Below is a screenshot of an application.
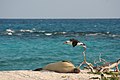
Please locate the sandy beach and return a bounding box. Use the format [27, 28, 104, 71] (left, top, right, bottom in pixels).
[0, 70, 104, 80]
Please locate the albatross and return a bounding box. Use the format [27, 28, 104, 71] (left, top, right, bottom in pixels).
[64, 38, 86, 48]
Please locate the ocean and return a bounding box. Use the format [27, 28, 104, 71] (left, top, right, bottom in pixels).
[0, 19, 120, 71]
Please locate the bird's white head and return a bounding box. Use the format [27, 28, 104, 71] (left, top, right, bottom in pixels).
[64, 40, 73, 45]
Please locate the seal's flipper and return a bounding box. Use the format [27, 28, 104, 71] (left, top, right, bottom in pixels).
[33, 68, 43, 71]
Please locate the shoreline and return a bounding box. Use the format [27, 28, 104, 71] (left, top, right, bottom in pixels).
[0, 70, 105, 80]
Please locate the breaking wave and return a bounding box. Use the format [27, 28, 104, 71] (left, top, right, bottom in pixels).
[0, 29, 120, 38]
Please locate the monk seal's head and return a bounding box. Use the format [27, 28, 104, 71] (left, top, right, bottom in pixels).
[73, 68, 80, 73]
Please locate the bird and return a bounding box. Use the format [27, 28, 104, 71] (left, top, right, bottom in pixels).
[64, 38, 86, 48]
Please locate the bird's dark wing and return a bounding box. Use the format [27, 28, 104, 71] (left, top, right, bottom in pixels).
[72, 41, 77, 47]
[69, 38, 79, 47]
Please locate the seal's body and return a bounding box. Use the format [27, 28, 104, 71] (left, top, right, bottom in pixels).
[43, 61, 75, 73]
[34, 61, 80, 73]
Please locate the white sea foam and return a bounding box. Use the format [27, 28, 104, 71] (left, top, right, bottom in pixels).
[62, 32, 66, 34]
[2, 29, 120, 38]
[20, 29, 33, 33]
[86, 33, 106, 36]
[7, 32, 13, 35]
[54, 32, 57, 34]
[6, 29, 14, 33]
[39, 30, 45, 33]
[45, 33, 52, 36]
[112, 35, 116, 37]
[32, 28, 36, 31]
[86, 33, 98, 36]
[36, 35, 39, 36]
[110, 34, 120, 37]
[106, 32, 110, 34]
[54, 32, 67, 35]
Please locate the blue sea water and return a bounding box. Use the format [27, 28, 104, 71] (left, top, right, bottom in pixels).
[0, 19, 120, 71]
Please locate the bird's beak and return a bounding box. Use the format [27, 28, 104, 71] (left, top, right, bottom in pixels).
[63, 42, 67, 44]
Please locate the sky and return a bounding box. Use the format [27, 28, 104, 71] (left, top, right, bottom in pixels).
[0, 0, 120, 19]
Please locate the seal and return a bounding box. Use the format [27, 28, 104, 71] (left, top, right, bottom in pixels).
[33, 61, 80, 73]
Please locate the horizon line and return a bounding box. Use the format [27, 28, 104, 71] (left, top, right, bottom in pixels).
[0, 17, 120, 20]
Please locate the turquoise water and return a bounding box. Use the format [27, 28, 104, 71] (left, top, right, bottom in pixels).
[0, 19, 120, 70]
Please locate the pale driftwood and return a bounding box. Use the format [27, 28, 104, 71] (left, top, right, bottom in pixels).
[79, 59, 95, 73]
[78, 48, 120, 73]
[99, 59, 120, 72]
[94, 53, 107, 65]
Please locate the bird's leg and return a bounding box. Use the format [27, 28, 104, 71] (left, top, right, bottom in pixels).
[79, 48, 87, 67]
[83, 49, 87, 62]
